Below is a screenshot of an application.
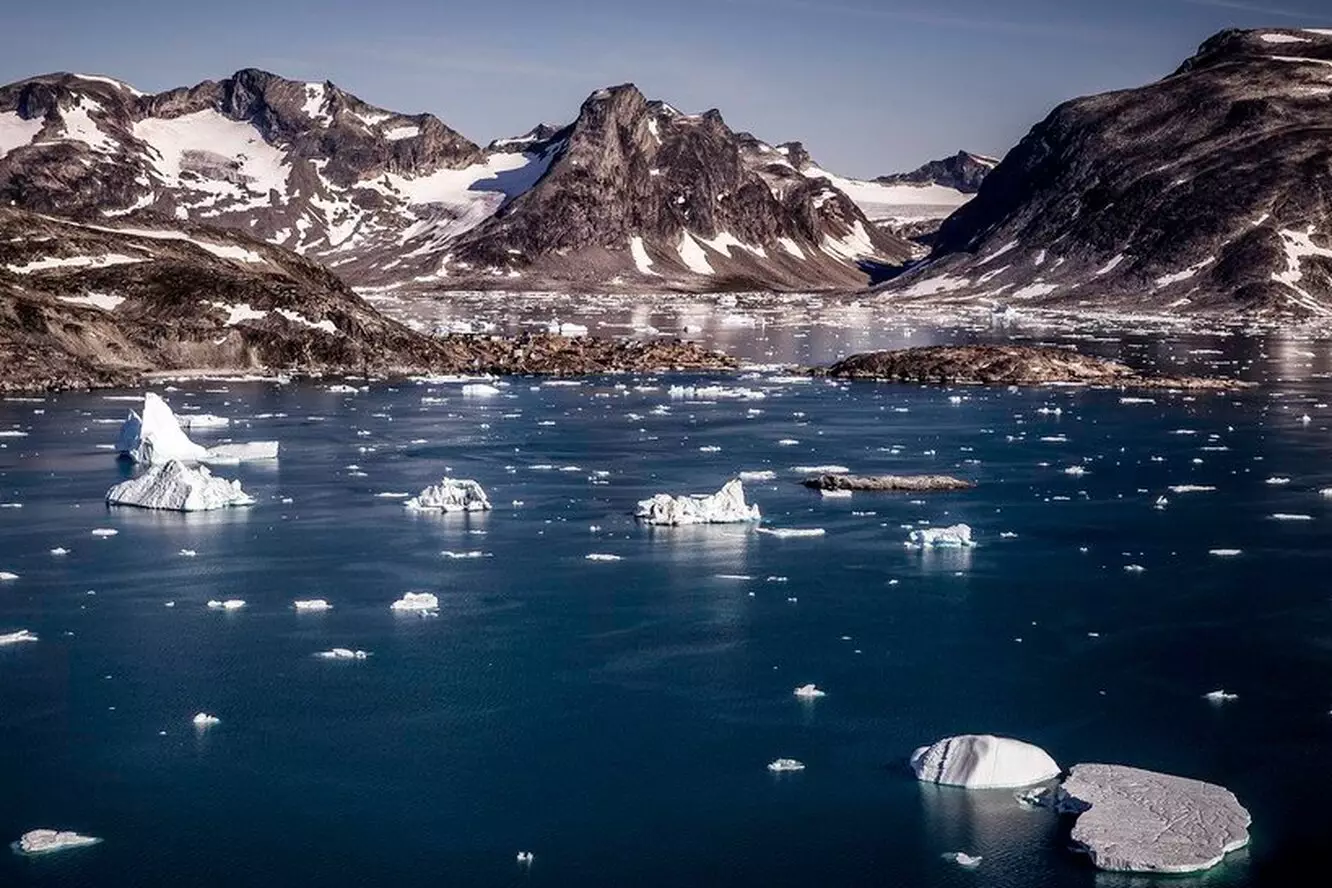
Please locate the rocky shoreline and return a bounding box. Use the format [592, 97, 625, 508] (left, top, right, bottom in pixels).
[820, 345, 1253, 389]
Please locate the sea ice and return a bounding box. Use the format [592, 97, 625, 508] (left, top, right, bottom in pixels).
[585, 553, 622, 561]
[405, 478, 491, 512]
[907, 524, 975, 548]
[1204, 690, 1238, 702]
[105, 460, 254, 511]
[15, 829, 102, 855]
[0, 571, 17, 581]
[0, 629, 38, 645]
[50, 547, 69, 556]
[1057, 763, 1250, 873]
[293, 599, 332, 611]
[192, 712, 220, 727]
[793, 684, 826, 698]
[910, 734, 1060, 788]
[391, 591, 439, 612]
[90, 528, 118, 537]
[635, 478, 761, 526]
[767, 758, 806, 772]
[115, 393, 209, 464]
[206, 599, 245, 610]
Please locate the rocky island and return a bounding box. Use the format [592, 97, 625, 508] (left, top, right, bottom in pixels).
[821, 345, 1252, 389]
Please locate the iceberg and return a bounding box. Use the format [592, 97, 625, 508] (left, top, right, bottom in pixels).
[635, 478, 761, 526]
[0, 571, 17, 581]
[15, 829, 102, 855]
[105, 460, 254, 512]
[1203, 689, 1238, 702]
[910, 734, 1060, 788]
[516, 851, 535, 864]
[793, 684, 826, 698]
[115, 393, 209, 464]
[0, 629, 38, 645]
[192, 712, 220, 727]
[315, 648, 369, 660]
[293, 599, 332, 611]
[1057, 763, 1250, 873]
[405, 478, 491, 512]
[767, 758, 806, 772]
[180, 414, 230, 429]
[391, 591, 439, 612]
[907, 524, 975, 548]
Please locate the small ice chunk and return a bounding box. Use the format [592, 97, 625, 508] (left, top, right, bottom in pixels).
[793, 684, 826, 698]
[50, 547, 69, 556]
[0, 571, 17, 581]
[635, 478, 760, 526]
[206, 599, 246, 610]
[202, 441, 279, 464]
[462, 383, 501, 396]
[791, 465, 850, 475]
[180, 414, 230, 429]
[767, 758, 805, 772]
[0, 629, 38, 645]
[1168, 485, 1215, 493]
[1271, 513, 1313, 521]
[516, 851, 535, 864]
[820, 488, 853, 498]
[907, 524, 974, 548]
[585, 553, 622, 561]
[738, 470, 776, 482]
[757, 527, 825, 538]
[293, 599, 332, 611]
[192, 712, 220, 727]
[1124, 564, 1146, 573]
[1064, 466, 1088, 477]
[1203, 689, 1238, 702]
[15, 829, 102, 855]
[315, 648, 369, 660]
[391, 591, 439, 612]
[942, 852, 983, 868]
[405, 478, 491, 512]
[1208, 549, 1241, 557]
[910, 734, 1059, 788]
[91, 528, 118, 537]
[179, 549, 197, 557]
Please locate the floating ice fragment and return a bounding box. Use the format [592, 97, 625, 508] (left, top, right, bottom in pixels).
[50, 547, 69, 556]
[179, 549, 197, 557]
[793, 684, 826, 698]
[1204, 690, 1238, 703]
[791, 465, 850, 475]
[635, 479, 760, 526]
[738, 470, 776, 482]
[942, 852, 983, 868]
[907, 524, 974, 548]
[516, 851, 535, 864]
[1064, 466, 1088, 476]
[757, 527, 826, 538]
[1168, 485, 1215, 493]
[669, 385, 765, 400]
[192, 712, 220, 727]
[115, 393, 209, 464]
[820, 488, 852, 498]
[293, 599, 332, 611]
[1124, 564, 1146, 573]
[1208, 549, 1242, 557]
[390, 591, 439, 612]
[405, 478, 491, 512]
[1271, 513, 1313, 521]
[462, 383, 501, 397]
[1265, 477, 1291, 485]
[0, 629, 38, 645]
[206, 599, 245, 610]
[106, 460, 254, 511]
[15, 829, 101, 855]
[202, 441, 279, 464]
[315, 648, 369, 660]
[91, 528, 118, 537]
[767, 758, 805, 772]
[585, 553, 622, 561]
[0, 571, 17, 581]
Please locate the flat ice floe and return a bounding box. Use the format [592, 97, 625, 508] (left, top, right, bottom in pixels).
[293, 599, 332, 611]
[180, 414, 230, 429]
[315, 648, 369, 660]
[105, 460, 254, 511]
[14, 829, 102, 855]
[910, 734, 1060, 788]
[941, 852, 982, 868]
[767, 758, 805, 772]
[0, 629, 38, 645]
[635, 478, 761, 526]
[585, 553, 622, 561]
[907, 524, 975, 548]
[206, 599, 245, 610]
[1057, 763, 1250, 873]
[404, 478, 491, 512]
[391, 591, 439, 612]
[756, 527, 825, 538]
[738, 470, 776, 482]
[202, 441, 279, 463]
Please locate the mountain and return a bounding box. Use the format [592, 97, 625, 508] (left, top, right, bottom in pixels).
[0, 71, 913, 293]
[874, 151, 997, 195]
[0, 209, 735, 391]
[0, 209, 460, 390]
[878, 28, 1332, 318]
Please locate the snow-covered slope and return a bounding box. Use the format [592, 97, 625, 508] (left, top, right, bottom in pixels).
[0, 71, 913, 292]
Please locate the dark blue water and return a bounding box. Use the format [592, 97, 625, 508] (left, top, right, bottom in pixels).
[2, 332, 1331, 887]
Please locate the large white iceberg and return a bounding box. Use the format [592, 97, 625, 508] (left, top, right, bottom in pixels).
[105, 460, 254, 511]
[907, 524, 975, 548]
[635, 479, 761, 526]
[15, 829, 102, 855]
[1058, 763, 1251, 873]
[910, 734, 1060, 789]
[404, 478, 491, 512]
[115, 393, 209, 464]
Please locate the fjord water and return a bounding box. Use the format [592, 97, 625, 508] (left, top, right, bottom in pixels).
[2, 327, 1331, 887]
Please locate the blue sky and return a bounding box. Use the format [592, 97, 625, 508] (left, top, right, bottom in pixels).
[1, 0, 1327, 176]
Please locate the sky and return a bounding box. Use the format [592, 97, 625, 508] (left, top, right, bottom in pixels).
[1, 0, 1328, 177]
